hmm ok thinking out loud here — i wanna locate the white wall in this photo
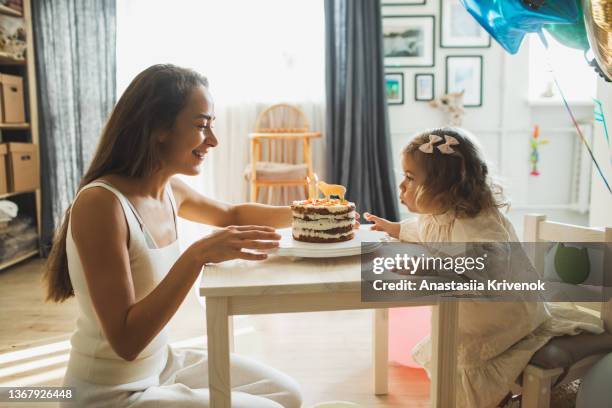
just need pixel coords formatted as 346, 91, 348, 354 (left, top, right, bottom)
383, 2, 597, 217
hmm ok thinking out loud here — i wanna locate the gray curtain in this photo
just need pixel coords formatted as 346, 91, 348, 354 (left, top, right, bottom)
325, 0, 399, 221
33, 0, 116, 253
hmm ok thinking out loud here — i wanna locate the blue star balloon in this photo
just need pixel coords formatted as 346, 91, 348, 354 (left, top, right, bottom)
461, 0, 579, 54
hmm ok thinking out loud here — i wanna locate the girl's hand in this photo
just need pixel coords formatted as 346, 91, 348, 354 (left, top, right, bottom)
363, 212, 400, 239
189, 225, 281, 264
353, 211, 360, 229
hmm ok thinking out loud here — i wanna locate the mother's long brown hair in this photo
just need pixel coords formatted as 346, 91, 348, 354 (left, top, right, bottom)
44, 64, 208, 302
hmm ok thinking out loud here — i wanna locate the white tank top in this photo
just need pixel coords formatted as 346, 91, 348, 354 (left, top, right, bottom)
65, 181, 181, 385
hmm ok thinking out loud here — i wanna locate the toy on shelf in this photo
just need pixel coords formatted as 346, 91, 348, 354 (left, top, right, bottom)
529, 125, 549, 176
429, 91, 465, 126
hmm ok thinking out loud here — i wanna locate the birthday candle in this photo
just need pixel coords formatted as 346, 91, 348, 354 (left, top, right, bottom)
306, 176, 314, 200
314, 173, 319, 200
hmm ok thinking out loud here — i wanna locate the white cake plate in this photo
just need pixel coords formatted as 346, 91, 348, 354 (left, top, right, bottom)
270, 225, 387, 258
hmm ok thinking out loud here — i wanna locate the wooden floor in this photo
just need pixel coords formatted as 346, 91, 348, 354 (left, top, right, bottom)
0, 258, 430, 407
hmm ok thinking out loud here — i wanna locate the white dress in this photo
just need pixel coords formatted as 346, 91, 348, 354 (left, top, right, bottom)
399, 209, 603, 408
61, 181, 301, 408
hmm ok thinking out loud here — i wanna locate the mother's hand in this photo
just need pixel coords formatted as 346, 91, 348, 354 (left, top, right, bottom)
189, 225, 281, 264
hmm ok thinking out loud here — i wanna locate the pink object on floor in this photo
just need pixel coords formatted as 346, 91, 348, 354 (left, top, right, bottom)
389, 307, 431, 367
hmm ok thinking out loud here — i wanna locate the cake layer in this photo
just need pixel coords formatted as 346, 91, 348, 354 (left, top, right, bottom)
292, 231, 354, 243
291, 206, 354, 216
292, 211, 355, 221
290, 200, 355, 215
293, 225, 353, 236
293, 218, 355, 231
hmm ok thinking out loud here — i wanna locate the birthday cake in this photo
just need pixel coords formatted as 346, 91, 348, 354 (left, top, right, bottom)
291, 198, 356, 243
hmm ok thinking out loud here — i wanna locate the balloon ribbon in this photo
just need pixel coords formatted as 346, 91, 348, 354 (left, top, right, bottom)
539, 32, 612, 195
593, 98, 611, 165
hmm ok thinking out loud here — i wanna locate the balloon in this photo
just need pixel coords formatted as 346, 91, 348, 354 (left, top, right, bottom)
544, 0, 590, 50
583, 0, 612, 81
576, 352, 612, 408
588, 57, 612, 82
389, 307, 431, 367
461, 0, 579, 54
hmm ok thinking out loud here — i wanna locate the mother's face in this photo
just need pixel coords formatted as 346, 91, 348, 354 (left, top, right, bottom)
159, 85, 218, 176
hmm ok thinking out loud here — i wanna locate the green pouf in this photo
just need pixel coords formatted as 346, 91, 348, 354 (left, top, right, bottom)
554, 243, 590, 284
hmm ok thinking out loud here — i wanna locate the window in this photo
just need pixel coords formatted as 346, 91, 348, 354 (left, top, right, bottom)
528, 32, 596, 103
116, 0, 325, 104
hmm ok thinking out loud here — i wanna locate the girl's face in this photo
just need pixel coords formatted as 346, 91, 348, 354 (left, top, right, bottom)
159, 85, 218, 176
399, 153, 426, 213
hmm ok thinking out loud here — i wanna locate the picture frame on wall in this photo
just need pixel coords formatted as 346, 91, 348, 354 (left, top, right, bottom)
385, 73, 404, 105
383, 15, 435, 68
445, 56, 483, 107
440, 0, 491, 48
382, 0, 426, 5
414, 73, 434, 101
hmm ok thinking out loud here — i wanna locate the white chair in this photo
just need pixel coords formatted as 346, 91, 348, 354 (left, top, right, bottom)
519, 214, 612, 408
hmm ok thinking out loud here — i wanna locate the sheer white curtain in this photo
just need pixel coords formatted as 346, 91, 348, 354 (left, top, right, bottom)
116, 0, 326, 204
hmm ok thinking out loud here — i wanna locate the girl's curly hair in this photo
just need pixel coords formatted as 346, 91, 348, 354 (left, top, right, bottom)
403, 127, 509, 218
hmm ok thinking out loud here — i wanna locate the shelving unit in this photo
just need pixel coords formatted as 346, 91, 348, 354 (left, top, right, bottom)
0, 189, 35, 200
0, 0, 41, 271
0, 4, 22, 18
0, 249, 37, 270
0, 122, 29, 130
0, 53, 26, 65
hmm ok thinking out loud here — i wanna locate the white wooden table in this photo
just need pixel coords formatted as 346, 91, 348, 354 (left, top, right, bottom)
199, 253, 458, 407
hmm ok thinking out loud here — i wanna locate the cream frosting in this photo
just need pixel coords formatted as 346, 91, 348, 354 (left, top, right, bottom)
292, 211, 355, 220
291, 199, 355, 213
292, 228, 353, 239
292, 218, 354, 230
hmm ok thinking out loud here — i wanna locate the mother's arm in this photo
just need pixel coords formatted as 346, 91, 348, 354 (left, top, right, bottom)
170, 177, 292, 228
71, 187, 280, 361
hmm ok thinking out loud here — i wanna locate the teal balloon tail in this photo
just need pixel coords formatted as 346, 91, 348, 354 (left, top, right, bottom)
593, 99, 612, 165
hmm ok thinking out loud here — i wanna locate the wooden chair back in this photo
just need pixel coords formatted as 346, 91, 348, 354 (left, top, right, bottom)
523, 214, 612, 332
252, 104, 312, 165
255, 103, 310, 132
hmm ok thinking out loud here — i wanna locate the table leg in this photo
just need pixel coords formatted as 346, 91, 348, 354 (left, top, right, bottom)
229, 316, 235, 353
430, 301, 458, 408
373, 308, 389, 395
206, 296, 231, 408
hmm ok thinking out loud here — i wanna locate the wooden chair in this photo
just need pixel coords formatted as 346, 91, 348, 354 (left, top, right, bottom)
520, 214, 612, 408
245, 104, 321, 203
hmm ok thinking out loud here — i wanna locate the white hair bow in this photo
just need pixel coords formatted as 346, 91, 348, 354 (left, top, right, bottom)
437, 135, 460, 154
418, 134, 443, 153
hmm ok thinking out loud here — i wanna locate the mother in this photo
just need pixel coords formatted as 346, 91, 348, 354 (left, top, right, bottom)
45, 64, 302, 408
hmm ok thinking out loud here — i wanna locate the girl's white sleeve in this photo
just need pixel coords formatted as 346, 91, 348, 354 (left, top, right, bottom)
399, 217, 419, 242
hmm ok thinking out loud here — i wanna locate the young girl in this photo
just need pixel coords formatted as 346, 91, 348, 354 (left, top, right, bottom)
364, 127, 603, 408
